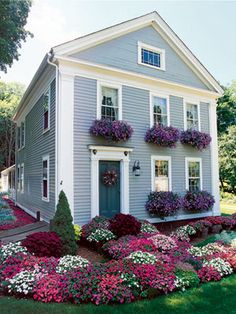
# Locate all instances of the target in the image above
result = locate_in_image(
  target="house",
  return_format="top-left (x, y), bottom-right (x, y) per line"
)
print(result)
top-left (1, 165), bottom-right (15, 200)
top-left (13, 11), bottom-right (223, 225)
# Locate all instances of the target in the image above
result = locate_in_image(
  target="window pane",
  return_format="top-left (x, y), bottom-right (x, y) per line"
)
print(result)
top-left (17, 127), bottom-right (21, 149)
top-left (43, 160), bottom-right (48, 179)
top-left (189, 178), bottom-right (200, 192)
top-left (153, 96), bottom-right (167, 126)
top-left (44, 111), bottom-right (49, 129)
top-left (155, 160), bottom-right (169, 191)
top-left (186, 103), bottom-right (198, 129)
top-left (21, 123), bottom-right (25, 147)
top-left (101, 86), bottom-right (118, 120)
top-left (43, 91), bottom-right (49, 113)
top-left (43, 180), bottom-right (48, 198)
top-left (188, 161), bottom-right (200, 178)
top-left (141, 48), bottom-right (161, 68)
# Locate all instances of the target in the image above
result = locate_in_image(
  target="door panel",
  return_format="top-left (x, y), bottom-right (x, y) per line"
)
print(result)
top-left (99, 161), bottom-right (120, 218)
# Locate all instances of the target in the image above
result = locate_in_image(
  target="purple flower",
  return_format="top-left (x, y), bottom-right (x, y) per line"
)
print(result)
top-left (180, 129), bottom-right (211, 150)
top-left (182, 191), bottom-right (215, 212)
top-left (90, 119), bottom-right (133, 142)
top-left (145, 125), bottom-right (180, 148)
top-left (145, 191), bottom-right (181, 218)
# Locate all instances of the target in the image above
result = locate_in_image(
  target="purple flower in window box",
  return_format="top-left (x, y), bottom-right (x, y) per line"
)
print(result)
top-left (90, 119), bottom-right (133, 142)
top-left (145, 191), bottom-right (181, 218)
top-left (182, 190), bottom-right (215, 213)
top-left (145, 124), bottom-right (180, 148)
top-left (180, 129), bottom-right (211, 150)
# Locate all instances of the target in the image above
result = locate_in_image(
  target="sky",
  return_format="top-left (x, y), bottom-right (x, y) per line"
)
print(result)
top-left (1, 0), bottom-right (236, 88)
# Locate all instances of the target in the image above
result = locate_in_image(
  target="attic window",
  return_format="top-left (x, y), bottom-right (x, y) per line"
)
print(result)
top-left (138, 42), bottom-right (165, 71)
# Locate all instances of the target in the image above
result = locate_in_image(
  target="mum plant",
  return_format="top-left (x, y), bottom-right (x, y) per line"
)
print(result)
top-left (182, 190), bottom-right (215, 213)
top-left (90, 119), bottom-right (133, 142)
top-left (110, 213), bottom-right (141, 237)
top-left (180, 129), bottom-right (211, 150)
top-left (22, 231), bottom-right (62, 257)
top-left (145, 191), bottom-right (181, 218)
top-left (145, 124), bottom-right (180, 148)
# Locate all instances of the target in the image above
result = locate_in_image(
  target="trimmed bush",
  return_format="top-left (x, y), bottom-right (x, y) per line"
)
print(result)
top-left (146, 191), bottom-right (181, 218)
top-left (110, 213), bottom-right (141, 237)
top-left (22, 232), bottom-right (62, 257)
top-left (182, 190), bottom-right (215, 212)
top-left (50, 191), bottom-right (77, 256)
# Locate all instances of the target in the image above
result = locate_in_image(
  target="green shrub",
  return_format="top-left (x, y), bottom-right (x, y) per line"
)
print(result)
top-left (174, 270), bottom-right (200, 291)
top-left (50, 190), bottom-right (77, 255)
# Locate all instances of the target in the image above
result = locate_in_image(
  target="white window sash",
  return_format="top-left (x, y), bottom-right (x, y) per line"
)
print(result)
top-left (184, 100), bottom-right (201, 131)
top-left (185, 157), bottom-right (203, 190)
top-left (42, 155), bottom-right (50, 201)
top-left (151, 155), bottom-right (172, 191)
top-left (150, 92), bottom-right (170, 127)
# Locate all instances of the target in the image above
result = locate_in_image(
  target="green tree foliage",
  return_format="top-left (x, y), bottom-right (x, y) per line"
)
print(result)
top-left (218, 125), bottom-right (236, 193)
top-left (50, 190), bottom-right (77, 256)
top-left (0, 0), bottom-right (32, 72)
top-left (0, 81), bottom-right (24, 171)
top-left (217, 84), bottom-right (236, 135)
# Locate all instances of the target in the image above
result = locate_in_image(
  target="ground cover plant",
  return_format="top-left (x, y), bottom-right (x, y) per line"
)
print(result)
top-left (0, 213), bottom-right (236, 306)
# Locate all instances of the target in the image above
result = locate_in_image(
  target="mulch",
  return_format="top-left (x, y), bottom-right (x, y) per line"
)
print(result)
top-left (0, 198), bottom-right (36, 232)
top-left (77, 244), bottom-right (108, 263)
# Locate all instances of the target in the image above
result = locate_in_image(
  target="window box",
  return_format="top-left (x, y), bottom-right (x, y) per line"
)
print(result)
top-left (182, 190), bottom-right (215, 213)
top-left (145, 124), bottom-right (180, 148)
top-left (180, 129), bottom-right (211, 150)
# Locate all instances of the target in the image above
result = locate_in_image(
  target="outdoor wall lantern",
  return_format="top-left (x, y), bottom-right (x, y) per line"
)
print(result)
top-left (133, 160), bottom-right (141, 176)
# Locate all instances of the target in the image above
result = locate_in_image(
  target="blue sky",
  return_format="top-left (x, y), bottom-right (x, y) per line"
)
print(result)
top-left (1, 0), bottom-right (236, 87)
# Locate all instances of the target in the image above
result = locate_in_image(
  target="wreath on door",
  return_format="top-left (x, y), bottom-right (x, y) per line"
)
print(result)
top-left (102, 169), bottom-right (118, 187)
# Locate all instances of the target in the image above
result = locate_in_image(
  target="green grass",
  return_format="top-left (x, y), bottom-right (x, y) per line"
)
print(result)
top-left (1, 275), bottom-right (236, 314)
top-left (196, 231), bottom-right (236, 247)
top-left (220, 202), bottom-right (236, 215)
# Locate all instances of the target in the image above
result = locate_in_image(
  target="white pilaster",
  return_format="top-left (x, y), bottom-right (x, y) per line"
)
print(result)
top-left (57, 70), bottom-right (74, 219)
top-left (209, 100), bottom-right (220, 216)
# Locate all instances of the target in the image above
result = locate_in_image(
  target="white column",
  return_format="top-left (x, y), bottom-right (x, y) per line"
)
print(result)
top-left (121, 159), bottom-right (130, 214)
top-left (91, 153), bottom-right (99, 218)
top-left (57, 70), bottom-right (74, 219)
top-left (209, 100), bottom-right (220, 216)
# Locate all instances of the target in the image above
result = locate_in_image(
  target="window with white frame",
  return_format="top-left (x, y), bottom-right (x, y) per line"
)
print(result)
top-left (186, 158), bottom-right (202, 192)
top-left (100, 85), bottom-right (120, 121)
top-left (42, 155), bottom-right (49, 201)
top-left (185, 103), bottom-right (199, 130)
top-left (17, 165), bottom-right (20, 190)
top-left (21, 122), bottom-right (25, 147)
top-left (20, 164), bottom-right (24, 192)
top-left (138, 42), bottom-right (165, 71)
top-left (43, 89), bottom-right (50, 131)
top-left (152, 95), bottom-right (168, 126)
top-left (152, 156), bottom-right (171, 192)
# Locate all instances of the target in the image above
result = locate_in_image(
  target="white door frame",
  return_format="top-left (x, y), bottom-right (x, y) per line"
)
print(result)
top-left (89, 145), bottom-right (133, 218)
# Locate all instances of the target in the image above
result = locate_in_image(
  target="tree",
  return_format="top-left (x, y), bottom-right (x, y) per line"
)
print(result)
top-left (0, 0), bottom-right (32, 73)
top-left (50, 190), bottom-right (77, 256)
top-left (218, 125), bottom-right (236, 193)
top-left (0, 80), bottom-right (24, 171)
top-left (217, 85), bottom-right (236, 135)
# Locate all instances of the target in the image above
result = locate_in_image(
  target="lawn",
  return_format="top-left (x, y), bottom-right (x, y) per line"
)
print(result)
top-left (1, 274), bottom-right (236, 314)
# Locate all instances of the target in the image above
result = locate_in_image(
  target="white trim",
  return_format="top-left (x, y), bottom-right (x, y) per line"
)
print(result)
top-left (89, 145), bottom-right (132, 218)
top-left (209, 100), bottom-right (220, 215)
top-left (183, 99), bottom-right (201, 131)
top-left (20, 163), bottom-right (24, 193)
top-left (138, 41), bottom-right (166, 71)
top-left (147, 211), bottom-right (214, 223)
top-left (52, 12), bottom-right (223, 94)
top-left (43, 86), bottom-right (51, 133)
top-left (149, 92), bottom-right (170, 127)
top-left (97, 80), bottom-right (122, 120)
top-left (57, 70), bottom-right (74, 220)
top-left (151, 155), bottom-right (172, 191)
top-left (185, 157), bottom-right (202, 191)
top-left (42, 154), bottom-right (50, 202)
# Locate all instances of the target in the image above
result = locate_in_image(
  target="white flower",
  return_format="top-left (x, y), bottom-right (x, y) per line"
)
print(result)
top-left (203, 257), bottom-right (233, 276)
top-left (0, 242), bottom-right (27, 262)
top-left (87, 229), bottom-right (116, 243)
top-left (126, 251), bottom-right (157, 264)
top-left (56, 255), bottom-right (90, 273)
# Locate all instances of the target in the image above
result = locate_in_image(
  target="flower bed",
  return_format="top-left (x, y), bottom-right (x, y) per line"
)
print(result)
top-left (0, 198), bottom-right (36, 231)
top-left (0, 214), bottom-right (236, 306)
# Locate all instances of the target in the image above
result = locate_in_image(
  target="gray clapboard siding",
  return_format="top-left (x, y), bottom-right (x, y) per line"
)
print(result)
top-left (74, 76), bottom-right (212, 224)
top-left (16, 79), bottom-right (56, 222)
top-left (71, 26), bottom-right (210, 91)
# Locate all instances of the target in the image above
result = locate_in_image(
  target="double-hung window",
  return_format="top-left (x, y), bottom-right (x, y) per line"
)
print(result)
top-left (151, 95), bottom-right (169, 126)
top-left (43, 89), bottom-right (50, 131)
top-left (138, 42), bottom-right (166, 71)
top-left (42, 155), bottom-right (49, 201)
top-left (98, 83), bottom-right (122, 121)
top-left (186, 158), bottom-right (202, 191)
top-left (151, 156), bottom-right (171, 192)
top-left (185, 102), bottom-right (200, 130)
top-left (17, 127), bottom-right (21, 149)
top-left (17, 165), bottom-right (20, 190)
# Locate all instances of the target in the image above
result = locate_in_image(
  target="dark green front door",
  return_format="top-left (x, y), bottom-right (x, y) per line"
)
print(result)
top-left (99, 161), bottom-right (120, 218)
